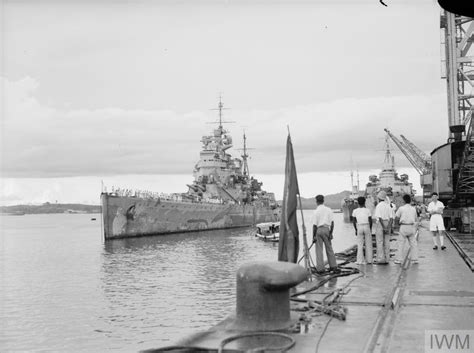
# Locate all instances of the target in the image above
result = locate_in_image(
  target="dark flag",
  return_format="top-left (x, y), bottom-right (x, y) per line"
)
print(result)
top-left (278, 134), bottom-right (300, 263)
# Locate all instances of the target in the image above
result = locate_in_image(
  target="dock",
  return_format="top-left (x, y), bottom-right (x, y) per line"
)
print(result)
top-left (291, 229), bottom-right (474, 352)
top-left (154, 228), bottom-right (474, 352)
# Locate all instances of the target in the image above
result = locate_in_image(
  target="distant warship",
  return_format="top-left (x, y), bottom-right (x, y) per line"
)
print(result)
top-left (364, 134), bottom-right (414, 214)
top-left (101, 99), bottom-right (279, 239)
top-left (341, 169), bottom-right (362, 223)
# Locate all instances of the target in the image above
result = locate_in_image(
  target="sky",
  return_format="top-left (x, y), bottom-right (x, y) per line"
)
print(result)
top-left (0, 0), bottom-right (450, 205)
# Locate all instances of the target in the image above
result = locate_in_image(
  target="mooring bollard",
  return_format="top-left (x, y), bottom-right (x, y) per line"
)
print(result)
top-left (230, 261), bottom-right (307, 331)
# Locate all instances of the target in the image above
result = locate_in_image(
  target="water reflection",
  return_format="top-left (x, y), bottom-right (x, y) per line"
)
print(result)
top-left (99, 227), bottom-right (280, 348)
top-left (98, 212), bottom-right (356, 349)
top-left (0, 211), bottom-right (356, 352)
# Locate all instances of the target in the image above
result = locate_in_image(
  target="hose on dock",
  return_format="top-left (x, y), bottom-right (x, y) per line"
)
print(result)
top-left (292, 243), bottom-right (361, 321)
top-left (298, 244), bottom-right (359, 273)
top-left (292, 264), bottom-right (365, 353)
top-left (291, 266), bottom-right (361, 298)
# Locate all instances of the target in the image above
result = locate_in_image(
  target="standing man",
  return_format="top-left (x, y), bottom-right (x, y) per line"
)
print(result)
top-left (417, 203), bottom-right (430, 241)
top-left (374, 190), bottom-right (393, 264)
top-left (352, 196), bottom-right (373, 265)
top-left (388, 196), bottom-right (396, 235)
top-left (312, 194), bottom-right (339, 274)
top-left (394, 194), bottom-right (419, 264)
top-left (428, 192), bottom-right (446, 250)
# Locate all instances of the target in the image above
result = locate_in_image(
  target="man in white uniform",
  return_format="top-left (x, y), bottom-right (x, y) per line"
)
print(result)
top-left (394, 194), bottom-right (419, 264)
top-left (312, 195), bottom-right (339, 273)
top-left (388, 196), bottom-right (396, 235)
top-left (374, 190), bottom-right (393, 264)
top-left (427, 192), bottom-right (446, 250)
top-left (352, 196), bottom-right (373, 265)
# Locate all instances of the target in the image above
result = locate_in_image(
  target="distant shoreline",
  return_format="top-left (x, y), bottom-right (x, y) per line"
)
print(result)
top-left (1, 191), bottom-right (351, 215)
top-left (0, 203), bottom-right (101, 215)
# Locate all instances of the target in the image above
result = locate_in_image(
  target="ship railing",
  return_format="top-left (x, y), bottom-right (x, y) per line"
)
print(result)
top-left (105, 187), bottom-right (230, 205)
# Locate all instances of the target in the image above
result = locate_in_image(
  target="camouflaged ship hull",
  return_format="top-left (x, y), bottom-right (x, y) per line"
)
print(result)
top-left (101, 193), bottom-right (279, 240)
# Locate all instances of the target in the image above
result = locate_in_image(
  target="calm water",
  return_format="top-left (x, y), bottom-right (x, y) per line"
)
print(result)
top-left (1, 211), bottom-right (355, 352)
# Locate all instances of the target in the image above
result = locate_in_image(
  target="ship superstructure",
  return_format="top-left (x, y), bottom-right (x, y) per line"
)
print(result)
top-left (186, 100), bottom-right (264, 205)
top-left (341, 168), bottom-right (362, 223)
top-left (101, 99), bottom-right (279, 239)
top-left (365, 134), bottom-right (414, 212)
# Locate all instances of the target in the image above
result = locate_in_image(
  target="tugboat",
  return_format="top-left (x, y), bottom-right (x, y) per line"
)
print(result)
top-left (100, 98), bottom-right (280, 239)
top-left (364, 133), bottom-right (414, 213)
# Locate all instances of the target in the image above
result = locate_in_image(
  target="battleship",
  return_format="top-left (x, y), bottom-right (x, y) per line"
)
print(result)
top-left (100, 99), bottom-right (279, 240)
top-left (364, 133), bottom-right (414, 213)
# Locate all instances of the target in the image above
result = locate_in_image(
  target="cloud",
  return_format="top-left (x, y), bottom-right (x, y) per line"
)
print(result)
top-left (1, 76), bottom-right (447, 178)
top-left (1, 168), bottom-right (423, 206)
top-left (240, 93), bottom-right (448, 173)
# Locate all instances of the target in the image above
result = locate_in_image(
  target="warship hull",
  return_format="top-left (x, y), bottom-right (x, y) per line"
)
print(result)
top-left (101, 193), bottom-right (279, 240)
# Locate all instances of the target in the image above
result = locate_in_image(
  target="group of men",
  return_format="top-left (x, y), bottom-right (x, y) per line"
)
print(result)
top-left (311, 192), bottom-right (446, 272)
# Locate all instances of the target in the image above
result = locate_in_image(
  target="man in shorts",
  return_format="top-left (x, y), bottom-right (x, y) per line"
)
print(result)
top-left (427, 192), bottom-right (446, 250)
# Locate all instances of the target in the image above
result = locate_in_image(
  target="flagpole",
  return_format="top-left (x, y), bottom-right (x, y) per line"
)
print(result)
top-left (297, 193), bottom-right (312, 280)
top-left (287, 124), bottom-right (311, 279)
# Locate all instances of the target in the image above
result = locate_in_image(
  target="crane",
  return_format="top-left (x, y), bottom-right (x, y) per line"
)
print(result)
top-left (384, 129), bottom-right (431, 175)
top-left (440, 11), bottom-right (474, 198)
top-left (456, 107), bottom-right (474, 196)
top-left (441, 12), bottom-right (474, 136)
top-left (400, 135), bottom-right (432, 172)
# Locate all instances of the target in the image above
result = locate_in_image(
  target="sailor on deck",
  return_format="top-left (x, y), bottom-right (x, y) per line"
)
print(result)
top-left (352, 196), bottom-right (373, 265)
top-left (312, 195), bottom-right (339, 274)
top-left (388, 196), bottom-right (396, 234)
top-left (417, 203), bottom-right (430, 239)
top-left (394, 194), bottom-right (419, 264)
top-left (428, 192), bottom-right (446, 250)
top-left (374, 191), bottom-right (393, 264)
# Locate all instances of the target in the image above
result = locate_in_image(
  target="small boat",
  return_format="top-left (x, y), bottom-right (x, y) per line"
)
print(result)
top-left (91, 218), bottom-right (97, 221)
top-left (255, 222), bottom-right (280, 242)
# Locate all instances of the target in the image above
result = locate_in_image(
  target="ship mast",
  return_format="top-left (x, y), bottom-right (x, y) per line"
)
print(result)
top-left (357, 168), bottom-right (360, 191)
top-left (383, 134), bottom-right (395, 170)
top-left (217, 96), bottom-right (224, 129)
top-left (349, 156), bottom-right (354, 188)
top-left (349, 158), bottom-right (359, 195)
top-left (208, 95), bottom-right (235, 147)
top-left (242, 131), bottom-right (250, 177)
top-left (209, 95), bottom-right (233, 133)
